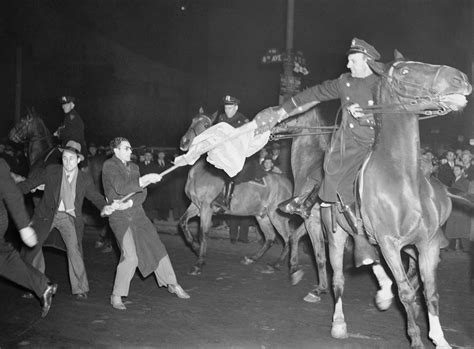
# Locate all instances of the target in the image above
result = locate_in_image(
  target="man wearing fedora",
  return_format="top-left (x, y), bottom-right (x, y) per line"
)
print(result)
top-left (55, 96), bottom-right (86, 158)
top-left (18, 140), bottom-right (116, 300)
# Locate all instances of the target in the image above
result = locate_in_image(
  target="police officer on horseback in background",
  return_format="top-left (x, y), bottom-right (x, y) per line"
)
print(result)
top-left (213, 95), bottom-right (266, 212)
top-left (254, 38), bottom-right (383, 266)
top-left (54, 96), bottom-right (86, 160)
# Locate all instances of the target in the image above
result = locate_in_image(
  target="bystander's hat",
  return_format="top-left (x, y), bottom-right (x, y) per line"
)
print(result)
top-left (223, 95), bottom-right (240, 105)
top-left (59, 140), bottom-right (84, 161)
top-left (347, 38), bottom-right (381, 61)
top-left (59, 96), bottom-right (76, 104)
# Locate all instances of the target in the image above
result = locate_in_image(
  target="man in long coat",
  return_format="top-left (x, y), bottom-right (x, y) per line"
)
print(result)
top-left (0, 158), bottom-right (57, 317)
top-left (103, 137), bottom-right (190, 311)
top-left (18, 141), bottom-right (114, 299)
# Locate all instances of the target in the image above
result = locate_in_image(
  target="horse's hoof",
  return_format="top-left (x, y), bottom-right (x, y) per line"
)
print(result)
top-left (241, 256), bottom-right (254, 265)
top-left (303, 292), bottom-right (321, 303)
top-left (375, 289), bottom-right (394, 311)
top-left (188, 267), bottom-right (202, 276)
top-left (260, 265), bottom-right (275, 274)
top-left (432, 338), bottom-right (451, 349)
top-left (331, 319), bottom-right (348, 339)
top-left (290, 269), bottom-right (304, 285)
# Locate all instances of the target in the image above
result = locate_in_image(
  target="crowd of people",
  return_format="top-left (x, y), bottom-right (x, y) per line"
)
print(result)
top-left (421, 147), bottom-right (474, 253)
top-left (0, 36), bottom-right (471, 322)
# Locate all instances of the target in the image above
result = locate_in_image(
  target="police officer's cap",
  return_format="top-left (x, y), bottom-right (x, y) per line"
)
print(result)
top-left (347, 38), bottom-right (381, 61)
top-left (59, 96), bottom-right (76, 104)
top-left (223, 95), bottom-right (240, 105)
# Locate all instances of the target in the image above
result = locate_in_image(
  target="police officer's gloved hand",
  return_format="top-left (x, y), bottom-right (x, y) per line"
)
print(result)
top-left (347, 103), bottom-right (365, 118)
top-left (254, 106), bottom-right (288, 135)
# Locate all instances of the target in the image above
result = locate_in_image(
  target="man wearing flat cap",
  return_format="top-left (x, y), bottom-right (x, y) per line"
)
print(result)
top-left (55, 96), bottom-right (86, 158)
top-left (254, 37), bottom-right (382, 267)
top-left (18, 140), bottom-right (117, 300)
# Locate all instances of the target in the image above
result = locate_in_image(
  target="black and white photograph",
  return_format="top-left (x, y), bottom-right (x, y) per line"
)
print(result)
top-left (0, 0), bottom-right (473, 348)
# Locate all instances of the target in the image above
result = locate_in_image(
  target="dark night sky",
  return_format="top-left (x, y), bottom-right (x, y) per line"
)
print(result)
top-left (1, 0), bottom-right (472, 149)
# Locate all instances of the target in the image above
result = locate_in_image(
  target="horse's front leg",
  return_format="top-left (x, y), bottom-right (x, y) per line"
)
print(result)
top-left (328, 225), bottom-right (349, 339)
top-left (189, 204), bottom-right (212, 275)
top-left (372, 262), bottom-right (394, 311)
top-left (303, 211), bottom-right (329, 300)
top-left (289, 224), bottom-right (307, 285)
top-left (179, 203), bottom-right (200, 253)
top-left (418, 239), bottom-right (451, 349)
top-left (242, 215), bottom-right (275, 267)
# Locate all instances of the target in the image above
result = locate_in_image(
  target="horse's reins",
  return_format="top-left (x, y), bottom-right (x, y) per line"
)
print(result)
top-left (358, 62), bottom-right (453, 119)
top-left (323, 62), bottom-right (453, 176)
top-left (270, 125), bottom-right (336, 141)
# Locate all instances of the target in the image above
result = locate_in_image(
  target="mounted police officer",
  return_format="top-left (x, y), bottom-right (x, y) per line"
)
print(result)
top-left (55, 96), bottom-right (86, 159)
top-left (254, 38), bottom-right (382, 266)
top-left (214, 95), bottom-right (257, 211)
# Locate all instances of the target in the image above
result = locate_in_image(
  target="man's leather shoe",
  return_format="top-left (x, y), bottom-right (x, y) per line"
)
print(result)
top-left (168, 284), bottom-right (190, 299)
top-left (75, 293), bottom-right (88, 300)
top-left (110, 295), bottom-right (126, 310)
top-left (41, 283), bottom-right (58, 318)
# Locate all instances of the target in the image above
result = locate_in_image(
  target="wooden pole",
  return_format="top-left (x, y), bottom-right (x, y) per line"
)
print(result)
top-left (15, 46), bottom-right (22, 123)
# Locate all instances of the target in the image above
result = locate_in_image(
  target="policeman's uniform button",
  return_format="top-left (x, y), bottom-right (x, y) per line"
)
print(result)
top-left (346, 97), bottom-right (350, 100)
top-left (368, 100), bottom-right (374, 106)
top-left (349, 123), bottom-right (354, 128)
top-left (370, 127), bottom-right (374, 130)
top-left (346, 82), bottom-right (351, 87)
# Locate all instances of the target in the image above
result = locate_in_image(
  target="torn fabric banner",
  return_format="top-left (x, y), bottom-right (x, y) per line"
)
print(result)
top-left (174, 121), bottom-right (271, 177)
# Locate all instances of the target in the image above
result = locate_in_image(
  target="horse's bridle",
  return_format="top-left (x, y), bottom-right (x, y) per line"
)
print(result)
top-left (360, 61), bottom-right (454, 119)
top-left (189, 114), bottom-right (212, 138)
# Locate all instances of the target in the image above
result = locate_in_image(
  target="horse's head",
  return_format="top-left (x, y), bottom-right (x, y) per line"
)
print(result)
top-left (382, 54), bottom-right (472, 116)
top-left (9, 113), bottom-right (34, 143)
top-left (180, 113), bottom-right (213, 151)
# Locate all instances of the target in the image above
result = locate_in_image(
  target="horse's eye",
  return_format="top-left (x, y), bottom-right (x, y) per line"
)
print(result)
top-left (451, 77), bottom-right (463, 87)
top-left (401, 68), bottom-right (409, 75)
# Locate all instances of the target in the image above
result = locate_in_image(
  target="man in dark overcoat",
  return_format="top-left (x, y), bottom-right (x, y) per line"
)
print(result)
top-left (103, 137), bottom-right (190, 311)
top-left (18, 141), bottom-right (114, 299)
top-left (0, 158), bottom-right (57, 317)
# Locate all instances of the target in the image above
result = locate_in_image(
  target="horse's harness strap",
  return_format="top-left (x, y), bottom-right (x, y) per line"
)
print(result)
top-left (359, 64), bottom-right (452, 119)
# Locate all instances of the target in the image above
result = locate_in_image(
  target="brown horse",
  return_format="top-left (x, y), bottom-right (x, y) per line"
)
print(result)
top-left (324, 55), bottom-right (471, 348)
top-left (179, 114), bottom-right (293, 275)
top-left (278, 107), bottom-right (395, 309)
top-left (8, 109), bottom-right (60, 173)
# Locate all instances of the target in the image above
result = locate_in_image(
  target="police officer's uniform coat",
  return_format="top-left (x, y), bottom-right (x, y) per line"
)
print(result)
top-left (282, 72), bottom-right (380, 203)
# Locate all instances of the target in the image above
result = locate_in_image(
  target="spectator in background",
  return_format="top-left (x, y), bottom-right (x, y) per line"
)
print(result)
top-left (170, 151), bottom-right (189, 221)
top-left (262, 156), bottom-right (282, 175)
top-left (155, 150), bottom-right (172, 221)
top-left (444, 164), bottom-right (470, 252)
top-left (139, 149), bottom-right (160, 221)
top-left (270, 143), bottom-right (281, 167)
top-left (437, 150), bottom-right (455, 186)
top-left (461, 151), bottom-right (474, 180)
top-left (258, 147), bottom-right (269, 165)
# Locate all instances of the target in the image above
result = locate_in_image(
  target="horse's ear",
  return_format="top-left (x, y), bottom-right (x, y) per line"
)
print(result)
top-left (393, 49), bottom-right (405, 60)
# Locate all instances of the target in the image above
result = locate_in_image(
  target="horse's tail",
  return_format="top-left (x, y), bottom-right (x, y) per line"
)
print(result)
top-left (447, 187), bottom-right (474, 207)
